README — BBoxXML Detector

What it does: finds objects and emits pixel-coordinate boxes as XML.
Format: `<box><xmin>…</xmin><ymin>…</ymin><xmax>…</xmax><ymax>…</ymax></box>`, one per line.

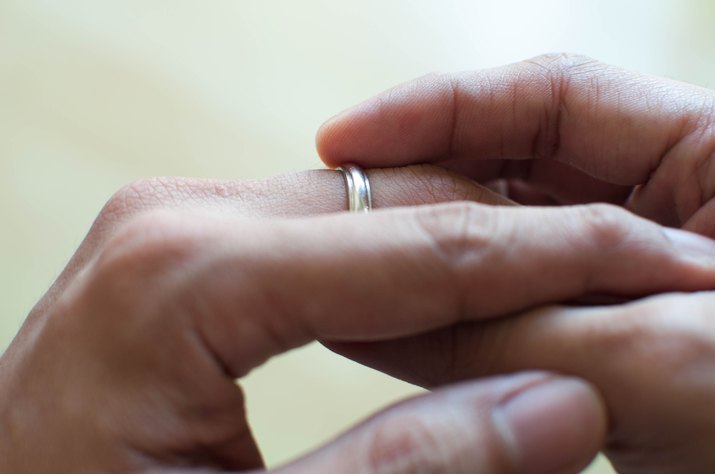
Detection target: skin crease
<box><xmin>317</xmin><ymin>54</ymin><xmax>715</xmax><ymax>473</ymax></box>
<box><xmin>2</xmin><ymin>53</ymin><xmax>715</xmax><ymax>473</ymax></box>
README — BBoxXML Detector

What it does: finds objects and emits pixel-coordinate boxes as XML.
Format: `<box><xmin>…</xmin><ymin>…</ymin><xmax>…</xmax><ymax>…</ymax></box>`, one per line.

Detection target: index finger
<box><xmin>317</xmin><ymin>53</ymin><xmax>715</xmax><ymax>189</ymax></box>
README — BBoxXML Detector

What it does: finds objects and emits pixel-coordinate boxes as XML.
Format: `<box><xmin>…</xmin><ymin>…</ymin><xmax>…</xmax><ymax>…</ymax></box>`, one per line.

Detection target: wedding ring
<box><xmin>337</xmin><ymin>164</ymin><xmax>372</xmax><ymax>213</ymax></box>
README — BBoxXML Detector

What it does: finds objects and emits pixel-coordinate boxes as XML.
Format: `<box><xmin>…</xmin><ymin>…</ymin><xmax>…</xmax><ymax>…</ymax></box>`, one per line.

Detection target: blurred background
<box><xmin>2</xmin><ymin>1</ymin><xmax>714</xmax><ymax>472</ymax></box>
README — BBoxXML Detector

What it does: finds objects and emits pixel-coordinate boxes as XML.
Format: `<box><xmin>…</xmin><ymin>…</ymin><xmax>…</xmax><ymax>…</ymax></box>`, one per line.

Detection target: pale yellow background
<box><xmin>2</xmin><ymin>1</ymin><xmax>714</xmax><ymax>472</ymax></box>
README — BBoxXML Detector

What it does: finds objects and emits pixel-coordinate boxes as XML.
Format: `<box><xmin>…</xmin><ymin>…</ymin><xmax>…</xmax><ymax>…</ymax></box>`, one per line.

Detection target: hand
<box><xmin>317</xmin><ymin>53</ymin><xmax>715</xmax><ymax>237</ymax></box>
<box><xmin>2</xmin><ymin>166</ymin><xmax>713</xmax><ymax>473</ymax></box>
<box><xmin>326</xmin><ymin>286</ymin><xmax>715</xmax><ymax>474</ymax></box>
<box><xmin>316</xmin><ymin>54</ymin><xmax>715</xmax><ymax>473</ymax></box>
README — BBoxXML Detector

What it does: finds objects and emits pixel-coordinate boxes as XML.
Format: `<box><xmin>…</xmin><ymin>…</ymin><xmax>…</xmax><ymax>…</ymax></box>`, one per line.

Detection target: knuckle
<box><xmin>584</xmin><ymin>294</ymin><xmax>715</xmax><ymax>378</ymax></box>
<box><xmin>100</xmin><ymin>177</ymin><xmax>176</xmax><ymax>224</ymax></box>
<box><xmin>414</xmin><ymin>202</ymin><xmax>493</xmax><ymax>269</ymax></box>
<box><xmin>366</xmin><ymin>413</ymin><xmax>453</xmax><ymax>473</ymax></box>
<box><xmin>524</xmin><ymin>53</ymin><xmax>602</xmax><ymax>160</ymax></box>
<box><xmin>526</xmin><ymin>52</ymin><xmax>602</xmax><ymax>102</ymax></box>
<box><xmin>97</xmin><ymin>177</ymin><xmax>244</xmax><ymax>230</ymax></box>
<box><xmin>527</xmin><ymin>52</ymin><xmax>600</xmax><ymax>79</ymax></box>
<box><xmin>82</xmin><ymin>177</ymin><xmax>247</xmax><ymax>270</ymax></box>
<box><xmin>576</xmin><ymin>203</ymin><xmax>636</xmax><ymax>253</ymax></box>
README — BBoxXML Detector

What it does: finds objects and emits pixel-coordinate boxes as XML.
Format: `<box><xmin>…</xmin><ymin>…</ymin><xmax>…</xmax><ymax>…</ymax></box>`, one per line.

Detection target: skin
<box><xmin>317</xmin><ymin>54</ymin><xmax>715</xmax><ymax>473</ymax></box>
<box><xmin>2</xmin><ymin>53</ymin><xmax>715</xmax><ymax>473</ymax></box>
<box><xmin>0</xmin><ymin>167</ymin><xmax>623</xmax><ymax>473</ymax></box>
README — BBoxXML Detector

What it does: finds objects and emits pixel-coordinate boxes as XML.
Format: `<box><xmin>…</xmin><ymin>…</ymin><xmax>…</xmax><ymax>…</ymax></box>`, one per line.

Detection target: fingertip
<box><xmin>494</xmin><ymin>376</ymin><xmax>608</xmax><ymax>474</ymax></box>
<box><xmin>316</xmin><ymin>98</ymin><xmax>400</xmax><ymax>168</ymax></box>
<box><xmin>274</xmin><ymin>372</ymin><xmax>606</xmax><ymax>474</ymax></box>
<box><xmin>316</xmin><ymin>74</ymin><xmax>455</xmax><ymax>168</ymax></box>
<box><xmin>315</xmin><ymin>108</ymin><xmax>356</xmax><ymax>168</ymax></box>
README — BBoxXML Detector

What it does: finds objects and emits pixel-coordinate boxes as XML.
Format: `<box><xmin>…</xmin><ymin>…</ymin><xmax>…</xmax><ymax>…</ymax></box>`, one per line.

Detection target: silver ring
<box><xmin>337</xmin><ymin>164</ymin><xmax>372</xmax><ymax>213</ymax></box>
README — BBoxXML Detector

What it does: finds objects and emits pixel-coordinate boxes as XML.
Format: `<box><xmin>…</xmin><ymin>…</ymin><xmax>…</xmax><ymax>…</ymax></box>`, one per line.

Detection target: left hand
<box><xmin>1</xmin><ymin>167</ymin><xmax>625</xmax><ymax>473</ymax></box>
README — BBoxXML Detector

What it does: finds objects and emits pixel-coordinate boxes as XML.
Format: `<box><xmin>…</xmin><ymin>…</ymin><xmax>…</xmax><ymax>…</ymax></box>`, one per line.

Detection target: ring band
<box><xmin>337</xmin><ymin>164</ymin><xmax>372</xmax><ymax>213</ymax></box>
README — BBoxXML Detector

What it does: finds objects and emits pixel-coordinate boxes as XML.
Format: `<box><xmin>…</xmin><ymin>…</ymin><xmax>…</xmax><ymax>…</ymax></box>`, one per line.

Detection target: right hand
<box><xmin>316</xmin><ymin>53</ymin><xmax>715</xmax><ymax>473</ymax></box>
<box><xmin>317</xmin><ymin>53</ymin><xmax>715</xmax><ymax>237</ymax></box>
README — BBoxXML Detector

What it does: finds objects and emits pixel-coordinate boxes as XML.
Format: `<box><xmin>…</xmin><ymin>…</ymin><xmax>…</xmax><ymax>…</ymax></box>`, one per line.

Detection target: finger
<box><xmin>16</xmin><ymin>165</ymin><xmax>508</xmax><ymax>383</ymax></box>
<box><xmin>238</xmin><ymin>164</ymin><xmax>512</xmax><ymax>217</ymax></box>
<box><xmin>326</xmin><ymin>292</ymin><xmax>715</xmax><ymax>473</ymax></box>
<box><xmin>84</xmin><ymin>202</ymin><xmax>715</xmax><ymax>379</ymax></box>
<box><xmin>55</xmin><ymin>165</ymin><xmax>511</xmax><ymax>278</ymax></box>
<box><xmin>65</xmin><ymin>166</ymin><xmax>510</xmax><ymax>284</ymax></box>
<box><xmin>327</xmin><ymin>291</ymin><xmax>715</xmax><ymax>408</ymax></box>
<box><xmin>316</xmin><ymin>54</ymin><xmax>715</xmax><ymax>224</ymax></box>
<box><xmin>23</xmin><ymin>165</ymin><xmax>511</xmax><ymax>333</ymax></box>
<box><xmin>268</xmin><ymin>373</ymin><xmax>606</xmax><ymax>474</ymax></box>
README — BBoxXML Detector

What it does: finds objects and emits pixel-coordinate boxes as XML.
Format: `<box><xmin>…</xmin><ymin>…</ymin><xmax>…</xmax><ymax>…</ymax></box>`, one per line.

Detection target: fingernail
<box><xmin>493</xmin><ymin>377</ymin><xmax>605</xmax><ymax>474</ymax></box>
<box><xmin>663</xmin><ymin>227</ymin><xmax>715</xmax><ymax>260</ymax></box>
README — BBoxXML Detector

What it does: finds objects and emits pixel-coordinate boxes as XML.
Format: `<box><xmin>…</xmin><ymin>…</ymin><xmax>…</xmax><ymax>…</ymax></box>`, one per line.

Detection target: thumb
<box><xmin>270</xmin><ymin>372</ymin><xmax>607</xmax><ymax>474</ymax></box>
